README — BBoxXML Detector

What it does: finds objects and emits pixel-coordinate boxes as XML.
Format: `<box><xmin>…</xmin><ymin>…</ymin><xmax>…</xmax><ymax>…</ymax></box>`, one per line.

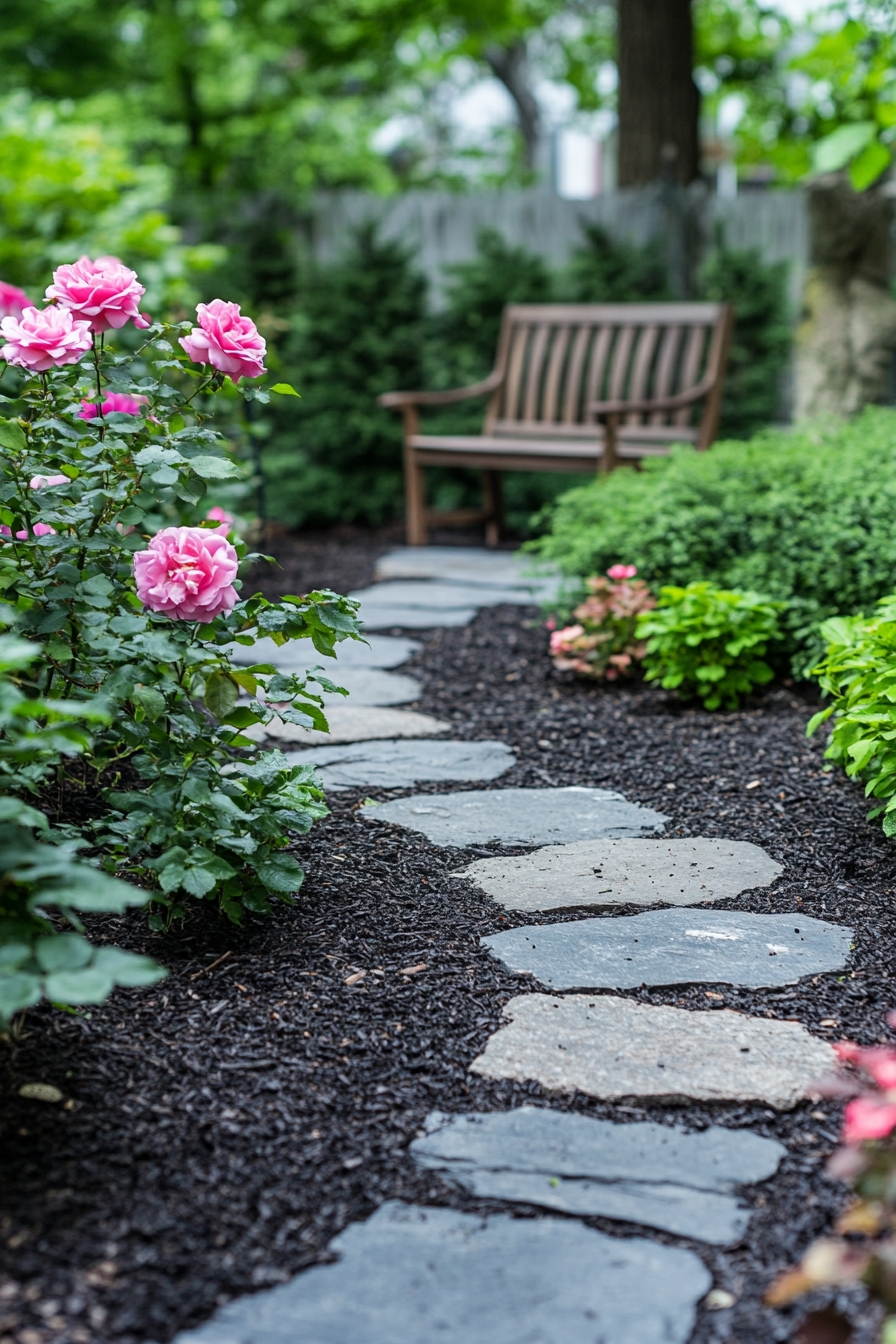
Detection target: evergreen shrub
<box><xmin>529</xmin><ymin>408</ymin><xmax>896</xmax><ymax>677</ymax></box>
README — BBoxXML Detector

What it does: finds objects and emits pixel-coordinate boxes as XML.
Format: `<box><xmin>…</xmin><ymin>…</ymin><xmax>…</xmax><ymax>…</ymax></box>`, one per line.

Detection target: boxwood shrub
<box><xmin>528</xmin><ymin>408</ymin><xmax>896</xmax><ymax>676</ymax></box>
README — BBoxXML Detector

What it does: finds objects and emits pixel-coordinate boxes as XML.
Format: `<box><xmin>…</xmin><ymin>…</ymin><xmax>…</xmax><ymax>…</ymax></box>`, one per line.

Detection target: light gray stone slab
<box><xmin>483</xmin><ymin>909</ymin><xmax>853</xmax><ymax>990</ymax></box>
<box><xmin>363</xmin><ymin>786</ymin><xmax>668</xmax><ymax>847</ymax></box>
<box><xmin>314</xmin><ymin>667</ymin><xmax>421</xmax><ymax>706</ymax></box>
<box><xmin>458</xmin><ymin>837</ymin><xmax>783</xmax><ymax>911</ymax></box>
<box><xmin>171</xmin><ymin>1200</ymin><xmax>710</xmax><ymax>1344</ymax></box>
<box><xmin>351</xmin><ymin>579</ymin><xmax>542</xmax><ymax>610</ymax></box>
<box><xmin>248</xmin><ymin>705</ymin><xmax>450</xmax><ymax>746</ymax></box>
<box><xmin>470</xmin><ymin>993</ymin><xmax>836</xmax><ymax>1109</ymax></box>
<box><xmin>284</xmin><ymin>739</ymin><xmax>515</xmax><ymax>789</ymax></box>
<box><xmin>359</xmin><ymin>604</ymin><xmax>478</xmax><ymax>630</ymax></box>
<box><xmin>376</xmin><ymin>546</ymin><xmax>558</xmax><ymax>595</ymax></box>
<box><xmin>411</xmin><ymin>1107</ymin><xmax>785</xmax><ymax>1244</ymax></box>
<box><xmin>227</xmin><ymin>633</ymin><xmax>420</xmax><ymax>670</ymax></box>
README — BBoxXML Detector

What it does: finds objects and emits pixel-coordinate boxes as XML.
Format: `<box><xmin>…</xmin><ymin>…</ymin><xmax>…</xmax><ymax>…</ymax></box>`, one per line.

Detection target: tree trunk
<box><xmin>795</xmin><ymin>174</ymin><xmax>896</xmax><ymax>421</ymax></box>
<box><xmin>485</xmin><ymin>39</ymin><xmax>540</xmax><ymax>172</ymax></box>
<box><xmin>617</xmin><ymin>0</ymin><xmax>700</xmax><ymax>187</ymax></box>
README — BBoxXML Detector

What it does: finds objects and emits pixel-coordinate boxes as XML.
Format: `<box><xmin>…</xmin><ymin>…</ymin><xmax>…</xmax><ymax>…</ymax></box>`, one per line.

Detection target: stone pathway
<box><xmin>175</xmin><ymin>546</ymin><xmax>846</xmax><ymax>1343</ymax></box>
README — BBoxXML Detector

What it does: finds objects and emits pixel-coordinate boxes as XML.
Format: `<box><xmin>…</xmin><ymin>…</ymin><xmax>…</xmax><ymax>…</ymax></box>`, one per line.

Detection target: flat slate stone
<box><xmin>315</xmin><ymin>667</ymin><xmax>421</xmax><ymax>706</ymax></box>
<box><xmin>470</xmin><ymin>993</ymin><xmax>836</xmax><ymax>1109</ymax></box>
<box><xmin>285</xmin><ymin>739</ymin><xmax>515</xmax><ymax>790</ymax></box>
<box><xmin>171</xmin><ymin>1200</ymin><xmax>710</xmax><ymax>1344</ymax></box>
<box><xmin>411</xmin><ymin>1107</ymin><xmax>785</xmax><ymax>1244</ymax></box>
<box><xmin>250</xmin><ymin>705</ymin><xmax>450</xmax><ymax>747</ymax></box>
<box><xmin>376</xmin><ymin>546</ymin><xmax>559</xmax><ymax>598</ymax></box>
<box><xmin>458</xmin><ymin>837</ymin><xmax>783</xmax><ymax>911</ymax></box>
<box><xmin>228</xmin><ymin>633</ymin><xmax>420</xmax><ymax>670</ymax></box>
<box><xmin>483</xmin><ymin>909</ymin><xmax>853</xmax><ymax>990</ymax></box>
<box><xmin>364</xmin><ymin>786</ymin><xmax>667</xmax><ymax>847</ymax></box>
<box><xmin>351</xmin><ymin>579</ymin><xmax>542</xmax><ymax>610</ymax></box>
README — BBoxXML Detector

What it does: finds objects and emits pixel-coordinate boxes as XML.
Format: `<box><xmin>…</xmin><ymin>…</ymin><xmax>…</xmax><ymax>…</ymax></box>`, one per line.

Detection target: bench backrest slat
<box><xmin>484</xmin><ymin>302</ymin><xmax>731</xmax><ymax>443</ymax></box>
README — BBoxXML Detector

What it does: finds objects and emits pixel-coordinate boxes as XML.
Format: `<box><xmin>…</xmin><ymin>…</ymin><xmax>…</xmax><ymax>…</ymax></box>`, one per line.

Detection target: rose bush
<box><xmin>0</xmin><ymin>256</ymin><xmax>361</xmax><ymax>949</ymax></box>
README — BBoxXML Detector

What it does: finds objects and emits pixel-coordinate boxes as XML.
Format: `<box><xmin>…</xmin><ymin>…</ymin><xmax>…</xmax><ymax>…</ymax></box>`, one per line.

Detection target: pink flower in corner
<box><xmin>78</xmin><ymin>391</ymin><xmax>146</xmax><ymax>420</ymax></box>
<box><xmin>0</xmin><ymin>306</ymin><xmax>92</xmax><ymax>372</ymax></box>
<box><xmin>30</xmin><ymin>474</ymin><xmax>68</xmax><ymax>489</ymax></box>
<box><xmin>550</xmin><ymin>624</ymin><xmax>584</xmax><ymax>655</ymax></box>
<box><xmin>133</xmin><ymin>526</ymin><xmax>239</xmax><ymax>623</ymax></box>
<box><xmin>843</xmin><ymin>1096</ymin><xmax>896</xmax><ymax>1144</ymax></box>
<box><xmin>45</xmin><ymin>255</ymin><xmax>149</xmax><ymax>333</ymax></box>
<box><xmin>0</xmin><ymin>281</ymin><xmax>33</xmax><ymax>319</ymax></box>
<box><xmin>179</xmin><ymin>299</ymin><xmax>267</xmax><ymax>383</ymax></box>
<box><xmin>205</xmin><ymin>506</ymin><xmax>235</xmax><ymax>535</ymax></box>
<box><xmin>607</xmin><ymin>564</ymin><xmax>638</xmax><ymax>581</ymax></box>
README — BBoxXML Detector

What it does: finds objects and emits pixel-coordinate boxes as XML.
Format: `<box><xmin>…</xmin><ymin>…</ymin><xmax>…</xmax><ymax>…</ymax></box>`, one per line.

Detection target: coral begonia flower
<box><xmin>842</xmin><ymin>1096</ymin><xmax>896</xmax><ymax>1143</ymax></box>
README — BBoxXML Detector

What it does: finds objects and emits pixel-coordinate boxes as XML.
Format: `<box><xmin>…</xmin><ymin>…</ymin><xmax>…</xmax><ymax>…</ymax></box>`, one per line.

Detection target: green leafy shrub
<box><xmin>698</xmin><ymin>232</ymin><xmax>790</xmax><ymax>439</ymax></box>
<box><xmin>563</xmin><ymin>223</ymin><xmax>669</xmax><ymax>304</ymax></box>
<box><xmin>263</xmin><ymin>224</ymin><xmax>427</xmax><ymax>529</ymax></box>
<box><xmin>529</xmin><ymin>408</ymin><xmax>896</xmax><ymax>676</ymax></box>
<box><xmin>636</xmin><ymin>582</ymin><xmax>783</xmax><ymax>709</ymax></box>
<box><xmin>0</xmin><ymin>631</ymin><xmax>164</xmax><ymax>1027</ymax></box>
<box><xmin>808</xmin><ymin>597</ymin><xmax>896</xmax><ymax>835</ymax></box>
<box><xmin>548</xmin><ymin>564</ymin><xmax>655</xmax><ymax>679</ymax></box>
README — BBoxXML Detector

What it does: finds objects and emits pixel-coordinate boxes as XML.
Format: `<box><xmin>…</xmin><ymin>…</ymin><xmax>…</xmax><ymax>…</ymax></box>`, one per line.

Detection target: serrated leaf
<box><xmin>0</xmin><ymin>419</ymin><xmax>27</xmax><ymax>452</ymax></box>
<box><xmin>255</xmin><ymin>853</ymin><xmax>305</xmax><ymax>894</ymax></box>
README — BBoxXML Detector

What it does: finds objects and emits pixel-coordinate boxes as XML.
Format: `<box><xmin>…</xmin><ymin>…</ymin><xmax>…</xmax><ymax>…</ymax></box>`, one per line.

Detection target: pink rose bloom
<box><xmin>45</xmin><ymin>255</ymin><xmax>149</xmax><ymax>333</ymax></box>
<box><xmin>0</xmin><ymin>306</ymin><xmax>92</xmax><ymax>372</ymax></box>
<box><xmin>0</xmin><ymin>281</ymin><xmax>33</xmax><ymax>319</ymax></box>
<box><xmin>78</xmin><ymin>391</ymin><xmax>147</xmax><ymax>420</ymax></box>
<box><xmin>842</xmin><ymin>1096</ymin><xmax>896</xmax><ymax>1144</ymax></box>
<box><xmin>607</xmin><ymin>564</ymin><xmax>638</xmax><ymax>581</ymax></box>
<box><xmin>204</xmin><ymin>505</ymin><xmax>235</xmax><ymax>536</ymax></box>
<box><xmin>0</xmin><ymin>522</ymin><xmax>56</xmax><ymax>539</ymax></box>
<box><xmin>179</xmin><ymin>299</ymin><xmax>267</xmax><ymax>382</ymax></box>
<box><xmin>133</xmin><ymin>526</ymin><xmax>239</xmax><ymax>623</ymax></box>
<box><xmin>29</xmin><ymin>474</ymin><xmax>68</xmax><ymax>489</ymax></box>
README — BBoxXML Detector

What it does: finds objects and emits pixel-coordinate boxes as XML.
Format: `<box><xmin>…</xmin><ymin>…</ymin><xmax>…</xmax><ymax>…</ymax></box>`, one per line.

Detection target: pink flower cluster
<box><xmin>133</xmin><ymin>526</ymin><xmax>239</xmax><ymax>623</ymax></box>
<box><xmin>179</xmin><ymin>300</ymin><xmax>266</xmax><ymax>383</ymax></box>
<box><xmin>0</xmin><ymin>468</ymin><xmax>71</xmax><ymax>539</ymax></box>
<box><xmin>548</xmin><ymin>565</ymin><xmax>655</xmax><ymax>680</ymax></box>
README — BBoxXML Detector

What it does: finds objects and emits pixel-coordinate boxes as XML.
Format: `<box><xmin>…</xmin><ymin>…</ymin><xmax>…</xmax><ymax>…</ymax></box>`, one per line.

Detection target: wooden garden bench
<box><xmin>379</xmin><ymin>301</ymin><xmax>733</xmax><ymax>546</ymax></box>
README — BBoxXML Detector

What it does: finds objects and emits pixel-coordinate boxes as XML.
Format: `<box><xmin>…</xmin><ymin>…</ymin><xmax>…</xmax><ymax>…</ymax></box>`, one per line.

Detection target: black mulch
<box><xmin>2</xmin><ymin>539</ymin><xmax>894</xmax><ymax>1344</ymax></box>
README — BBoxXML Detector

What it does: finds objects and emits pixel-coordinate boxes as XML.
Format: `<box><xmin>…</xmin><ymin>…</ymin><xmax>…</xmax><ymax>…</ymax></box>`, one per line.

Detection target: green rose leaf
<box><xmin>189</xmin><ymin>455</ymin><xmax>244</xmax><ymax>481</ymax></box>
<box><xmin>270</xmin><ymin>383</ymin><xmax>301</xmax><ymax>397</ymax></box>
<box><xmin>205</xmin><ymin>670</ymin><xmax>239</xmax><ymax>719</ymax></box>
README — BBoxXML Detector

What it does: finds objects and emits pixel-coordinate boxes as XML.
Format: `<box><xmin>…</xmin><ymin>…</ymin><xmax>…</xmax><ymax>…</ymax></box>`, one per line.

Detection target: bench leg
<box><xmin>402</xmin><ymin>412</ymin><xmax>428</xmax><ymax>546</ymax></box>
<box><xmin>483</xmin><ymin>470</ymin><xmax>504</xmax><ymax>547</ymax></box>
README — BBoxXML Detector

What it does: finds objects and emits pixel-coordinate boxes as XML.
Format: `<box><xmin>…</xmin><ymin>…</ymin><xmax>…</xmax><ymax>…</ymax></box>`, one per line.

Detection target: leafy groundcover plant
<box><xmin>636</xmin><ymin>582</ymin><xmax>783</xmax><ymax>710</ymax></box>
<box><xmin>548</xmin><ymin>564</ymin><xmax>655</xmax><ymax>680</ymax></box>
<box><xmin>766</xmin><ymin>1020</ymin><xmax>896</xmax><ymax>1343</ymax></box>
<box><xmin>0</xmin><ymin>255</ymin><xmax>361</xmax><ymax>1021</ymax></box>
<box><xmin>808</xmin><ymin>597</ymin><xmax>896</xmax><ymax>837</ymax></box>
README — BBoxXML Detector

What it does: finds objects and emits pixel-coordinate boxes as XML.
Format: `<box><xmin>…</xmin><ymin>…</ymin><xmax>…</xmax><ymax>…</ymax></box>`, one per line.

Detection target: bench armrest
<box><xmin>589</xmin><ymin>376</ymin><xmax>715</xmax><ymax>419</ymax></box>
<box><xmin>379</xmin><ymin>370</ymin><xmax>504</xmax><ymax>410</ymax></box>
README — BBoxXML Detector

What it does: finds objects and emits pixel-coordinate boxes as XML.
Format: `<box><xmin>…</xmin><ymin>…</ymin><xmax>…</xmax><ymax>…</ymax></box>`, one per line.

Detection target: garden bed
<box><xmin>0</xmin><ymin>537</ymin><xmax>893</xmax><ymax>1344</ymax></box>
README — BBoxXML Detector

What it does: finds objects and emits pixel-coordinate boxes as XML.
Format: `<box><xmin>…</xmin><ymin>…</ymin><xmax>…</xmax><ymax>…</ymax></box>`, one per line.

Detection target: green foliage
<box><xmin>563</xmin><ymin>224</ymin><xmax>669</xmax><ymax>304</ymax></box>
<box><xmin>263</xmin><ymin>226</ymin><xmax>427</xmax><ymax>529</ymax></box>
<box><xmin>698</xmin><ymin>232</ymin><xmax>790</xmax><ymax>439</ymax></box>
<box><xmin>637</xmin><ymin>582</ymin><xmax>782</xmax><ymax>710</ymax></box>
<box><xmin>808</xmin><ymin>596</ymin><xmax>896</xmax><ymax>834</ymax></box>
<box><xmin>0</xmin><ymin>312</ymin><xmax>361</xmax><ymax>931</ymax></box>
<box><xmin>0</xmin><ymin>632</ymin><xmax>164</xmax><ymax>1027</ymax></box>
<box><xmin>0</xmin><ymin>95</ymin><xmax>222</xmax><ymax>311</ymax></box>
<box><xmin>530</xmin><ymin>409</ymin><xmax>896</xmax><ymax>677</ymax></box>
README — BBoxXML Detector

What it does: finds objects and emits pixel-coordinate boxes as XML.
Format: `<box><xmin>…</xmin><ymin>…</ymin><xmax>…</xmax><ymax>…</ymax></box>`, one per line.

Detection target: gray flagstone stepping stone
<box><xmin>228</xmin><ymin>632</ymin><xmax>420</xmax><ymax>670</ymax></box>
<box><xmin>170</xmin><ymin>1200</ymin><xmax>710</xmax><ymax>1344</ymax></box>
<box><xmin>351</xmin><ymin>579</ymin><xmax>542</xmax><ymax>610</ymax></box>
<box><xmin>284</xmin><ymin>739</ymin><xmax>515</xmax><ymax>790</ymax></box>
<box><xmin>358</xmin><ymin>603</ymin><xmax>478</xmax><ymax>630</ymax></box>
<box><xmin>363</xmin><ymin>786</ymin><xmax>667</xmax><ymax>847</ymax></box>
<box><xmin>314</xmin><ymin>667</ymin><xmax>421</xmax><ymax>706</ymax></box>
<box><xmin>483</xmin><ymin>909</ymin><xmax>853</xmax><ymax>991</ymax></box>
<box><xmin>457</xmin><ymin>836</ymin><xmax>782</xmax><ymax>910</ymax></box>
<box><xmin>248</xmin><ymin>705</ymin><xmax>450</xmax><ymax>746</ymax></box>
<box><xmin>470</xmin><ymin>994</ymin><xmax>836</xmax><ymax>1109</ymax></box>
<box><xmin>376</xmin><ymin>546</ymin><xmax>560</xmax><ymax>599</ymax></box>
<box><xmin>411</xmin><ymin>1107</ymin><xmax>785</xmax><ymax>1244</ymax></box>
